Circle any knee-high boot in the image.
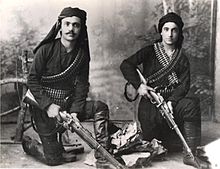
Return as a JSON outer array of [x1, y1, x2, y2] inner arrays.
[[183, 121, 201, 168], [93, 101, 118, 169], [94, 110, 110, 160]]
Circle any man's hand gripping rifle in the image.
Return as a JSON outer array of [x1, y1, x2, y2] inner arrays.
[[56, 111, 127, 169], [136, 69, 198, 164]]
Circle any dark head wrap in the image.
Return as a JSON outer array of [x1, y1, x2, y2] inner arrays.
[[58, 7, 86, 25], [158, 12, 184, 33], [157, 12, 184, 48], [33, 7, 88, 54]]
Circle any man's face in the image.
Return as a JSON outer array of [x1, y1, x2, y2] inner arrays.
[[61, 16, 81, 41], [161, 22, 179, 46]]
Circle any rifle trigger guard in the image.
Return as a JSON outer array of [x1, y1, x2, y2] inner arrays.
[[150, 98, 157, 104]]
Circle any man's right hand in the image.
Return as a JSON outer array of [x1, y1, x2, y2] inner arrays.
[[137, 83, 155, 100], [47, 103, 60, 118]]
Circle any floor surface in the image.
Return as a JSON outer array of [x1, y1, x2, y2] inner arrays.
[[1, 121, 220, 169]]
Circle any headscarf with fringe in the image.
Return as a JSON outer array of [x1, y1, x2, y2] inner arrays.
[[33, 7, 88, 54]]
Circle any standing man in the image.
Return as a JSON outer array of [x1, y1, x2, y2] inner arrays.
[[120, 12, 201, 168], [23, 7, 117, 168]]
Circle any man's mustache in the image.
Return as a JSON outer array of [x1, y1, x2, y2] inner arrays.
[[66, 31, 75, 35]]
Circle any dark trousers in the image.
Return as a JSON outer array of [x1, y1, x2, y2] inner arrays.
[[138, 97, 201, 150], [30, 100, 118, 162]]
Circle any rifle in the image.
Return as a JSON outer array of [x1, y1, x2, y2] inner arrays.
[[136, 69, 197, 162], [23, 90, 127, 169], [57, 111, 127, 169]]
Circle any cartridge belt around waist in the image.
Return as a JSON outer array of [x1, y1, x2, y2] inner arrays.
[[43, 86, 72, 108], [154, 84, 177, 99]]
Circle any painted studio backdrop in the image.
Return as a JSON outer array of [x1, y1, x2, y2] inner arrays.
[[0, 0, 214, 122]]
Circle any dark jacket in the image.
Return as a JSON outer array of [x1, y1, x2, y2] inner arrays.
[[27, 38, 90, 114], [120, 44, 190, 104]]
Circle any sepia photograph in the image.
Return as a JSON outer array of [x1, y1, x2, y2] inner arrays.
[[1, 0, 220, 168]]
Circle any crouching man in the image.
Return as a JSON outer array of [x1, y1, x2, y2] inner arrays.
[[22, 7, 118, 168], [120, 12, 201, 168]]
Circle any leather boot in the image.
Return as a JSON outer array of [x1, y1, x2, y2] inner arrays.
[[22, 135, 76, 166], [183, 121, 201, 168], [94, 109, 118, 168], [93, 101, 123, 168], [93, 110, 111, 168]]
